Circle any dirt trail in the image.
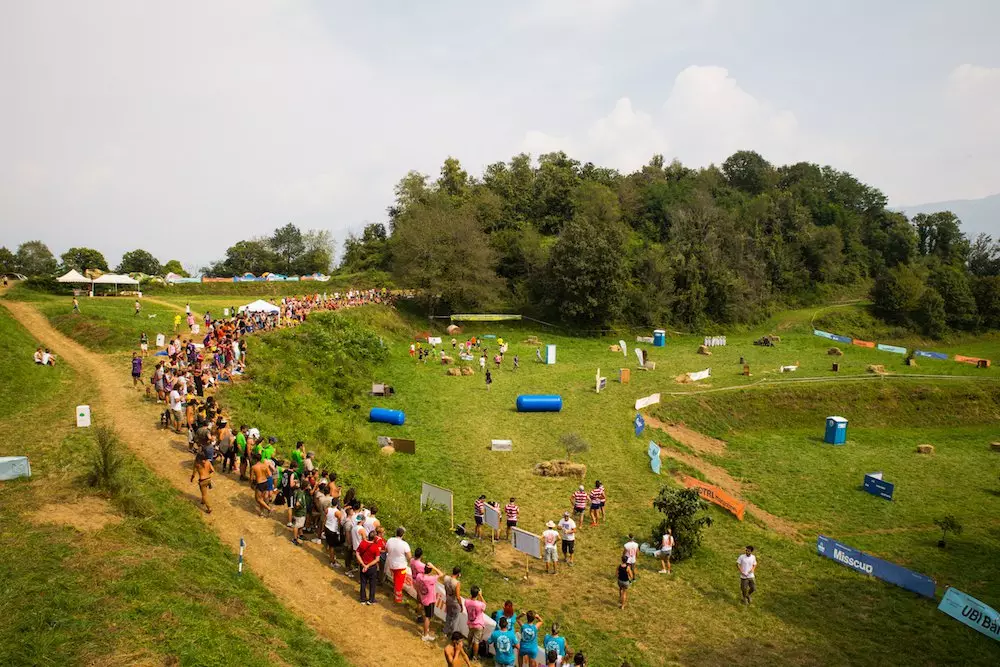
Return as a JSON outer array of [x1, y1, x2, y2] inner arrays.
[[644, 415, 726, 455], [1, 299, 438, 667]]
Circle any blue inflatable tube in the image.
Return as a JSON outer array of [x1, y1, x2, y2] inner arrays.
[[369, 407, 405, 425], [516, 395, 563, 412]]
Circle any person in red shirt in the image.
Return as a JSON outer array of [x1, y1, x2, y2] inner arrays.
[[571, 485, 588, 528], [589, 481, 606, 526], [356, 529, 383, 605], [504, 497, 520, 540]]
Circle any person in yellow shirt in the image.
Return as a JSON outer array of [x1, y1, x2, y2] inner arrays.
[[173, 313, 182, 331]]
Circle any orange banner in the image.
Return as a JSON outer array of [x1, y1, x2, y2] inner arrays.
[[954, 355, 991, 367], [852, 339, 875, 348], [681, 475, 746, 521]]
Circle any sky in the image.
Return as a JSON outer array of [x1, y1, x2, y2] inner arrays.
[[1, 0, 998, 271]]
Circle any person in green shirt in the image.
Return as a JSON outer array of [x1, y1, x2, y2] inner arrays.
[[262, 435, 277, 462], [290, 440, 305, 476], [236, 426, 249, 480], [290, 477, 308, 546]]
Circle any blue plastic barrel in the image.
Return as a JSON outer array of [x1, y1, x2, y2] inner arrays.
[[516, 395, 563, 412], [653, 329, 666, 347], [369, 407, 405, 425], [825, 416, 847, 444]]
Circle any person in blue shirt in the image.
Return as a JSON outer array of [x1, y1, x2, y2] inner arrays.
[[488, 617, 519, 666], [517, 610, 543, 666], [542, 623, 568, 662]]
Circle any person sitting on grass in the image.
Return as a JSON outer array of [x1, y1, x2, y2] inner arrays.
[[33, 347, 43, 364]]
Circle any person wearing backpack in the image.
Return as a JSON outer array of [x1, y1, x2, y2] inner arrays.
[[289, 477, 308, 546]]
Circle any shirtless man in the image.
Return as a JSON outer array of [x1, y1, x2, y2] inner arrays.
[[190, 453, 215, 514], [249, 455, 273, 516], [444, 631, 471, 666]]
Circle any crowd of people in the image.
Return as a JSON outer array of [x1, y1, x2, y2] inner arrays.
[[111, 290, 758, 665]]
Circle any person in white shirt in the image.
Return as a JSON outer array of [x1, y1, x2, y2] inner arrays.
[[168, 384, 184, 433], [542, 521, 560, 574], [323, 502, 342, 568], [557, 511, 577, 566], [737, 545, 757, 605], [658, 529, 675, 574], [623, 534, 639, 579], [384, 526, 412, 603]]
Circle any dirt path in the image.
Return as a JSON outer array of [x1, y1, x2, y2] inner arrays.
[[1, 299, 438, 667], [142, 296, 199, 317], [644, 415, 726, 455]]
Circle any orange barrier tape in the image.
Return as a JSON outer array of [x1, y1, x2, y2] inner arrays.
[[852, 339, 875, 348]]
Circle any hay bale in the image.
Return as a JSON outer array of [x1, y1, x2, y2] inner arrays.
[[524, 336, 540, 345], [770, 335, 781, 343], [461, 366, 475, 376], [441, 355, 454, 365], [990, 442, 1000, 452], [916, 444, 934, 454], [446, 367, 462, 376], [828, 347, 843, 356], [533, 460, 587, 479], [609, 344, 620, 352], [379, 445, 395, 456], [674, 374, 691, 384], [866, 364, 887, 375], [697, 345, 712, 356]]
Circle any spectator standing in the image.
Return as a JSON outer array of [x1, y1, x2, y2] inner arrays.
[[738, 545, 757, 605], [356, 529, 382, 605], [558, 512, 577, 567], [384, 527, 411, 603], [617, 555, 634, 609]]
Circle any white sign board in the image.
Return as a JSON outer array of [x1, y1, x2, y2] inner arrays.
[[76, 405, 91, 428], [687, 368, 712, 382], [420, 482, 454, 514], [223, 308, 230, 317], [484, 504, 501, 531], [428, 336, 442, 345], [491, 439, 513, 452], [619, 340, 627, 358], [780, 365, 799, 373], [596, 369, 607, 393], [156, 333, 166, 347], [0, 456, 31, 481], [634, 347, 646, 368], [636, 336, 654, 343], [191, 324, 200, 334], [634, 393, 661, 410], [512, 527, 542, 559], [546, 344, 556, 365]]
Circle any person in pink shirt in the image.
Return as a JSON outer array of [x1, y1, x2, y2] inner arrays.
[[416, 561, 443, 642], [464, 585, 487, 658]]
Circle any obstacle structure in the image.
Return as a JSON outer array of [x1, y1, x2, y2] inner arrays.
[[516, 395, 563, 412], [369, 407, 405, 425]]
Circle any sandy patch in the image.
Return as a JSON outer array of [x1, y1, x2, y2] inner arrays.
[[31, 496, 122, 532]]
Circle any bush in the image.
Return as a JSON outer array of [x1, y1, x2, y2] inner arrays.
[[560, 433, 590, 459], [649, 487, 713, 562], [85, 426, 125, 493]]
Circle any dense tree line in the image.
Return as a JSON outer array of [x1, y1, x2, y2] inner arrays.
[[342, 150, 998, 334], [205, 224, 334, 277], [0, 240, 187, 278]]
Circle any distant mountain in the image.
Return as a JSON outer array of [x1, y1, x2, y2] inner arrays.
[[900, 193, 1000, 240]]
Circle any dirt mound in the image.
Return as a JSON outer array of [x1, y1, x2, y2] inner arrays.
[[446, 367, 461, 376], [828, 347, 843, 356], [380, 445, 396, 456], [31, 496, 121, 532], [440, 355, 454, 364], [644, 416, 726, 455], [460, 366, 475, 376], [867, 364, 887, 375], [697, 345, 712, 355], [533, 460, 586, 479], [674, 374, 691, 384]]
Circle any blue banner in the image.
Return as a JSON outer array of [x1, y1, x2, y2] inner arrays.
[[647, 441, 661, 474], [634, 413, 645, 437], [877, 344, 907, 354], [863, 474, 894, 501], [938, 587, 1000, 643], [915, 350, 949, 360], [831, 334, 853, 344], [814, 329, 837, 340], [816, 535, 935, 598]]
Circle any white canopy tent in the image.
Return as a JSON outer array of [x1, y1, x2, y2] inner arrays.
[[238, 299, 280, 314], [90, 273, 140, 295], [56, 269, 91, 283]]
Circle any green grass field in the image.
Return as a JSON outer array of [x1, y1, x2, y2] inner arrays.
[[8, 288, 1000, 665], [0, 305, 349, 667]]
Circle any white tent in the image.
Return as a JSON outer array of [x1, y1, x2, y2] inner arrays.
[[91, 273, 139, 285], [239, 299, 280, 314], [56, 269, 91, 283]]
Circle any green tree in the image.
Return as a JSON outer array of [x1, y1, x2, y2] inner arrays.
[[913, 212, 969, 264], [533, 152, 581, 234], [296, 230, 335, 275], [341, 223, 390, 273], [213, 240, 276, 276], [871, 264, 925, 324], [15, 240, 58, 276], [270, 223, 306, 275], [973, 276, 1000, 329], [649, 487, 713, 562], [0, 246, 16, 274], [722, 150, 774, 195], [928, 265, 978, 330], [391, 194, 501, 312], [117, 249, 161, 275], [389, 171, 431, 227], [60, 247, 108, 273], [162, 259, 189, 277], [968, 234, 1000, 277], [437, 157, 469, 199], [916, 287, 947, 337]]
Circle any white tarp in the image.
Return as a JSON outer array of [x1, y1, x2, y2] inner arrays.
[[56, 269, 90, 283], [238, 299, 280, 314], [0, 456, 31, 480], [91, 273, 139, 285], [687, 368, 712, 382], [635, 393, 660, 410]]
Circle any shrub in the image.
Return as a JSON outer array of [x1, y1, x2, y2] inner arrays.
[[560, 433, 590, 460], [933, 515, 963, 548], [85, 426, 125, 493], [649, 487, 713, 562]]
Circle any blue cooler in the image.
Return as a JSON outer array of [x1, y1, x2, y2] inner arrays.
[[825, 416, 847, 445], [653, 329, 666, 347]]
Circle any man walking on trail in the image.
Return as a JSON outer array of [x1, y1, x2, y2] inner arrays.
[[558, 511, 577, 566], [249, 455, 272, 516], [443, 566, 463, 636], [323, 501, 343, 568], [134, 299, 141, 317], [190, 453, 215, 514], [173, 313, 181, 331], [290, 477, 308, 546], [738, 545, 757, 605], [72, 296, 79, 313], [542, 521, 560, 575], [356, 528, 382, 605], [623, 534, 639, 579], [485, 368, 493, 391], [504, 497, 520, 540], [130, 353, 143, 388], [236, 425, 249, 480], [169, 382, 184, 434]]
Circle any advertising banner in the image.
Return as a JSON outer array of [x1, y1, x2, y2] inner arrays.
[[686, 368, 711, 382], [877, 344, 907, 354], [647, 441, 661, 475], [863, 473, 894, 501], [937, 587, 1000, 643], [954, 355, 991, 367], [634, 413, 645, 437], [852, 339, 875, 348], [634, 393, 661, 410], [816, 535, 936, 598], [450, 314, 522, 322], [420, 482, 453, 513], [682, 475, 745, 520], [814, 329, 837, 340], [915, 350, 949, 360]]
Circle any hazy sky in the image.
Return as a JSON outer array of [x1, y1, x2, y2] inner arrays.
[[1, 0, 998, 271]]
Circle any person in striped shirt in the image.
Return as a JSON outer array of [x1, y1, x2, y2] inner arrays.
[[474, 494, 486, 540], [504, 497, 519, 540], [589, 481, 606, 526], [571, 485, 588, 527]]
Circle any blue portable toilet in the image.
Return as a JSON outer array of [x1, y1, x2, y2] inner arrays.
[[653, 329, 666, 347], [825, 416, 848, 445]]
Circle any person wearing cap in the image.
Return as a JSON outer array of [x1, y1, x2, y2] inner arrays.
[[542, 521, 560, 574], [262, 435, 278, 463], [290, 440, 305, 476], [571, 485, 588, 528], [558, 511, 577, 567]]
